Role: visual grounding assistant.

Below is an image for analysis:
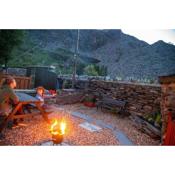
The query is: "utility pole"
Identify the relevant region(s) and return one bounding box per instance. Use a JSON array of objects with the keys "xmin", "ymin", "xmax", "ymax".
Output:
[{"xmin": 72, "ymin": 29, "xmax": 80, "ymax": 88}]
